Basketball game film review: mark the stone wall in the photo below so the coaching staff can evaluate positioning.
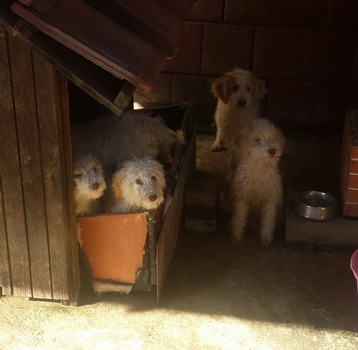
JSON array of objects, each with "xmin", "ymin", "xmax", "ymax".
[{"xmin": 135, "ymin": 0, "xmax": 358, "ymax": 132}]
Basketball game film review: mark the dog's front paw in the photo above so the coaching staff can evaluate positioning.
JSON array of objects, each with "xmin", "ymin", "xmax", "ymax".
[{"xmin": 210, "ymin": 143, "xmax": 227, "ymax": 152}]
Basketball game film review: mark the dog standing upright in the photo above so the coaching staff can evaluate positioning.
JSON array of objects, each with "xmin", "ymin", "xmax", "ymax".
[
  {"xmin": 211, "ymin": 68, "xmax": 267, "ymax": 152},
  {"xmin": 230, "ymin": 118, "xmax": 285, "ymax": 247}
]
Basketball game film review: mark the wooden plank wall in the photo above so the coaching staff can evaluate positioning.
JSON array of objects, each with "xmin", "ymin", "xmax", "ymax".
[{"xmin": 0, "ymin": 27, "xmax": 79, "ymax": 302}]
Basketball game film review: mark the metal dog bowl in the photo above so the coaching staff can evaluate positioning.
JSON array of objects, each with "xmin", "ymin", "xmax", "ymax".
[{"xmin": 291, "ymin": 191, "xmax": 338, "ymax": 221}]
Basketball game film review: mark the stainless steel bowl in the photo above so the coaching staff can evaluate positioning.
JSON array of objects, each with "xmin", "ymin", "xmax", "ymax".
[{"xmin": 291, "ymin": 191, "xmax": 338, "ymax": 221}]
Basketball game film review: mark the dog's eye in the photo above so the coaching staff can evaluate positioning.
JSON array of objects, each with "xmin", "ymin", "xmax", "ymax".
[
  {"xmin": 231, "ymin": 84, "xmax": 239, "ymax": 92},
  {"xmin": 255, "ymin": 138, "xmax": 261, "ymax": 143},
  {"xmin": 74, "ymin": 171, "xmax": 82, "ymax": 179},
  {"xmin": 92, "ymin": 167, "xmax": 97, "ymax": 173},
  {"xmin": 151, "ymin": 176, "xmax": 157, "ymax": 182},
  {"xmin": 135, "ymin": 179, "xmax": 143, "ymax": 185},
  {"xmin": 246, "ymin": 86, "xmax": 252, "ymax": 92}
]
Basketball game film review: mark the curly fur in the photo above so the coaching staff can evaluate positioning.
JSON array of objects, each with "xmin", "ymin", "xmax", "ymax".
[
  {"xmin": 72, "ymin": 110, "xmax": 184, "ymax": 173},
  {"xmin": 230, "ymin": 118, "xmax": 285, "ymax": 247},
  {"xmin": 73, "ymin": 154, "xmax": 106, "ymax": 216},
  {"xmin": 211, "ymin": 68, "xmax": 267, "ymax": 152},
  {"xmin": 104, "ymin": 158, "xmax": 166, "ymax": 214}
]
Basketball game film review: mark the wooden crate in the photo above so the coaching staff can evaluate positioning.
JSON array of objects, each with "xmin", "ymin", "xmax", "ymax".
[
  {"xmin": 341, "ymin": 110, "xmax": 358, "ymax": 217},
  {"xmin": 76, "ymin": 105, "xmax": 195, "ymax": 301}
]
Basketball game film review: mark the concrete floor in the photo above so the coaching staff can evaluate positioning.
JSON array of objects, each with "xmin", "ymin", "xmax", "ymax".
[{"xmin": 1, "ymin": 134, "xmax": 358, "ymax": 350}]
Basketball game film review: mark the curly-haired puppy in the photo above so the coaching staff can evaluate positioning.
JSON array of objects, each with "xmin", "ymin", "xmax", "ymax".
[
  {"xmin": 211, "ymin": 68, "xmax": 267, "ymax": 152},
  {"xmin": 104, "ymin": 158, "xmax": 166, "ymax": 214},
  {"xmin": 230, "ymin": 118, "xmax": 285, "ymax": 247},
  {"xmin": 72, "ymin": 111, "xmax": 185, "ymax": 173},
  {"xmin": 73, "ymin": 154, "xmax": 106, "ymax": 216}
]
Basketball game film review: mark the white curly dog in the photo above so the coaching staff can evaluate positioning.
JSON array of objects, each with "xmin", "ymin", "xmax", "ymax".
[
  {"xmin": 73, "ymin": 154, "xmax": 106, "ymax": 216},
  {"xmin": 104, "ymin": 157, "xmax": 166, "ymax": 214},
  {"xmin": 230, "ymin": 118, "xmax": 285, "ymax": 247}
]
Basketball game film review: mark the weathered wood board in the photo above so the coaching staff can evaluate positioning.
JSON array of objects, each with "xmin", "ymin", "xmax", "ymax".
[{"xmin": 0, "ymin": 28, "xmax": 79, "ymax": 302}]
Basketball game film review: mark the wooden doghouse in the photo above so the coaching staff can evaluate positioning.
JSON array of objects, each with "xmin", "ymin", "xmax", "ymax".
[{"xmin": 0, "ymin": 0, "xmax": 196, "ymax": 304}]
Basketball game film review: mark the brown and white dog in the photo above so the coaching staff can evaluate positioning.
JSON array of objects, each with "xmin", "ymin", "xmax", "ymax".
[
  {"xmin": 211, "ymin": 68, "xmax": 267, "ymax": 153},
  {"xmin": 103, "ymin": 157, "xmax": 166, "ymax": 214}
]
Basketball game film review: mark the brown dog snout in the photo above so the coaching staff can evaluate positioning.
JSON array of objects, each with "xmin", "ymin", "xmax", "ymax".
[
  {"xmin": 90, "ymin": 183, "xmax": 100, "ymax": 191},
  {"xmin": 268, "ymin": 148, "xmax": 276, "ymax": 156},
  {"xmin": 149, "ymin": 194, "xmax": 157, "ymax": 202}
]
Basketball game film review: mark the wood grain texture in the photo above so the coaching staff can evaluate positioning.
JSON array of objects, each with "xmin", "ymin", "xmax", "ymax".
[
  {"xmin": 0, "ymin": 175, "xmax": 12, "ymax": 296},
  {"xmin": 0, "ymin": 28, "xmax": 80, "ymax": 301},
  {"xmin": 33, "ymin": 52, "xmax": 73, "ymax": 301},
  {"xmin": 19, "ymin": 0, "xmax": 61, "ymax": 15},
  {"xmin": 86, "ymin": 0, "xmax": 182, "ymax": 57},
  {"xmin": 55, "ymin": 70, "xmax": 80, "ymax": 304},
  {"xmin": 0, "ymin": 2, "xmax": 131, "ymax": 116},
  {"xmin": 0, "ymin": 31, "xmax": 32, "ymax": 297},
  {"xmin": 0, "ymin": 27, "xmax": 12, "ymax": 296},
  {"xmin": 11, "ymin": 0, "xmax": 166, "ymax": 92},
  {"xmin": 8, "ymin": 34, "xmax": 53, "ymax": 299}
]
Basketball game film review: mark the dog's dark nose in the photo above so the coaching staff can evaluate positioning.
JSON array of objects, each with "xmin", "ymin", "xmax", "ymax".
[
  {"xmin": 90, "ymin": 183, "xmax": 99, "ymax": 191},
  {"xmin": 149, "ymin": 195, "xmax": 157, "ymax": 202},
  {"xmin": 268, "ymin": 148, "xmax": 276, "ymax": 156},
  {"xmin": 238, "ymin": 99, "xmax": 246, "ymax": 107}
]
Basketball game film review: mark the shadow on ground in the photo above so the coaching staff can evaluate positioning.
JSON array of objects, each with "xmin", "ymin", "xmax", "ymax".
[{"xmin": 87, "ymin": 134, "xmax": 358, "ymax": 334}]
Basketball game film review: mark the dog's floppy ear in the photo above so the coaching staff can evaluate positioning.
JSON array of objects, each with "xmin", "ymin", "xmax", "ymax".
[
  {"xmin": 252, "ymin": 77, "xmax": 267, "ymax": 101},
  {"xmin": 112, "ymin": 171, "xmax": 124, "ymax": 199},
  {"xmin": 211, "ymin": 73, "xmax": 236, "ymax": 104}
]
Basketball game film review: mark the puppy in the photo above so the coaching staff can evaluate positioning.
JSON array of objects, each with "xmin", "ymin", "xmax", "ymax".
[
  {"xmin": 230, "ymin": 118, "xmax": 285, "ymax": 247},
  {"xmin": 104, "ymin": 158, "xmax": 166, "ymax": 214},
  {"xmin": 73, "ymin": 154, "xmax": 106, "ymax": 216},
  {"xmin": 72, "ymin": 111, "xmax": 185, "ymax": 173},
  {"xmin": 211, "ymin": 68, "xmax": 267, "ymax": 152}
]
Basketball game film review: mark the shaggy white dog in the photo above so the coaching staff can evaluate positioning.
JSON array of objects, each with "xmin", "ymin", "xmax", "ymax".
[
  {"xmin": 211, "ymin": 68, "xmax": 267, "ymax": 152},
  {"xmin": 72, "ymin": 110, "xmax": 184, "ymax": 173},
  {"xmin": 73, "ymin": 154, "xmax": 106, "ymax": 216},
  {"xmin": 230, "ymin": 118, "xmax": 285, "ymax": 247},
  {"xmin": 104, "ymin": 157, "xmax": 166, "ymax": 214}
]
